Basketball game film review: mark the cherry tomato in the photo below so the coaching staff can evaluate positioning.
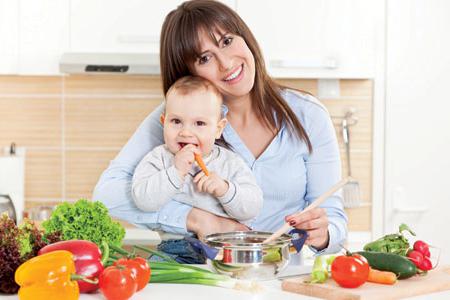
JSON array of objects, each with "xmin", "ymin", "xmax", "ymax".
[
  {"xmin": 413, "ymin": 240, "xmax": 430, "ymax": 258},
  {"xmin": 115, "ymin": 257, "xmax": 151, "ymax": 291},
  {"xmin": 419, "ymin": 257, "xmax": 433, "ymax": 271},
  {"xmin": 331, "ymin": 253, "xmax": 370, "ymax": 288},
  {"xmin": 407, "ymin": 250, "xmax": 424, "ymax": 268},
  {"xmin": 99, "ymin": 265, "xmax": 137, "ymax": 300}
]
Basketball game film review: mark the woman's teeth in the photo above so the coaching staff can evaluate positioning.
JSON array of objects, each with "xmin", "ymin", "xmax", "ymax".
[{"xmin": 224, "ymin": 65, "xmax": 243, "ymax": 81}]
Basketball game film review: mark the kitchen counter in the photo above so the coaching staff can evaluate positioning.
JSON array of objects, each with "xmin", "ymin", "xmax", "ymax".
[
  {"xmin": 2, "ymin": 264, "xmax": 450, "ymax": 300},
  {"xmin": 2, "ymin": 281, "xmax": 450, "ymax": 300}
]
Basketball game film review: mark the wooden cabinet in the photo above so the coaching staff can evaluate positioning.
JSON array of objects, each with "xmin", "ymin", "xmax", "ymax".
[{"xmin": 237, "ymin": 0, "xmax": 379, "ymax": 78}]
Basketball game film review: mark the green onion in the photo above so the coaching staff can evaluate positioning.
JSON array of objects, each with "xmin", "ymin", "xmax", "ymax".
[
  {"xmin": 106, "ymin": 244, "xmax": 261, "ymax": 291},
  {"xmin": 148, "ymin": 261, "xmax": 259, "ymax": 290}
]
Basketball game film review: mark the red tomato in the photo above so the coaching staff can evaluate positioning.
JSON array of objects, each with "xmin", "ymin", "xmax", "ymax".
[
  {"xmin": 413, "ymin": 240, "xmax": 430, "ymax": 258},
  {"xmin": 331, "ymin": 253, "xmax": 370, "ymax": 288},
  {"xmin": 99, "ymin": 265, "xmax": 138, "ymax": 300},
  {"xmin": 407, "ymin": 250, "xmax": 424, "ymax": 268},
  {"xmin": 115, "ymin": 257, "xmax": 151, "ymax": 291},
  {"xmin": 419, "ymin": 257, "xmax": 433, "ymax": 271}
]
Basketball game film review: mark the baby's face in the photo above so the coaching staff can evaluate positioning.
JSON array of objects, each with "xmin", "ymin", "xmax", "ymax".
[{"xmin": 163, "ymin": 89, "xmax": 225, "ymax": 156}]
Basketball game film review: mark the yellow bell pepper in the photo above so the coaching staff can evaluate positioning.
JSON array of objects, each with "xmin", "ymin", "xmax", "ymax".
[{"xmin": 15, "ymin": 250, "xmax": 79, "ymax": 300}]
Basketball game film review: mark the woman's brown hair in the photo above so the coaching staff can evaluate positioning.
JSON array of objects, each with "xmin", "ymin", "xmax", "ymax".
[{"xmin": 160, "ymin": 0, "xmax": 312, "ymax": 152}]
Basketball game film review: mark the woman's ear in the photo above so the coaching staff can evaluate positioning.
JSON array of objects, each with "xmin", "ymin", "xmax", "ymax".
[
  {"xmin": 160, "ymin": 114, "xmax": 165, "ymax": 125},
  {"xmin": 215, "ymin": 118, "xmax": 228, "ymax": 139}
]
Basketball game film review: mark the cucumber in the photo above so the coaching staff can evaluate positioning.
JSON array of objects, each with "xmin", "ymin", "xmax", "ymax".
[{"xmin": 357, "ymin": 251, "xmax": 417, "ymax": 279}]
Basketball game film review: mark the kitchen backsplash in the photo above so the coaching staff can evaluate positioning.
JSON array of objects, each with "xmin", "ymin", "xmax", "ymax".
[{"xmin": 0, "ymin": 75, "xmax": 372, "ymax": 231}]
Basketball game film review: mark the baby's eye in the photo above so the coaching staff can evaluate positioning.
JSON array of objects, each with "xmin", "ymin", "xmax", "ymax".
[
  {"xmin": 196, "ymin": 121, "xmax": 206, "ymax": 126},
  {"xmin": 223, "ymin": 36, "xmax": 233, "ymax": 47},
  {"xmin": 198, "ymin": 55, "xmax": 210, "ymax": 65},
  {"xmin": 171, "ymin": 118, "xmax": 181, "ymax": 124}
]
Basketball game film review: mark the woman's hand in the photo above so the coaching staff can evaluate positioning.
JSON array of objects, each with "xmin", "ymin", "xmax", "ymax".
[
  {"xmin": 285, "ymin": 207, "xmax": 330, "ymax": 250},
  {"xmin": 186, "ymin": 208, "xmax": 249, "ymax": 241}
]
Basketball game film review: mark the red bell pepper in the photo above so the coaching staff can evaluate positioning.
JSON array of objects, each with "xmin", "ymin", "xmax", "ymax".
[{"xmin": 38, "ymin": 240, "xmax": 108, "ymax": 293}]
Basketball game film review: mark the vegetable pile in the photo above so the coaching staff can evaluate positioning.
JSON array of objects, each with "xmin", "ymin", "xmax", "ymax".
[
  {"xmin": 0, "ymin": 213, "xmax": 61, "ymax": 294},
  {"xmin": 307, "ymin": 223, "xmax": 438, "ymax": 289},
  {"xmin": 42, "ymin": 199, "xmax": 125, "ymax": 248}
]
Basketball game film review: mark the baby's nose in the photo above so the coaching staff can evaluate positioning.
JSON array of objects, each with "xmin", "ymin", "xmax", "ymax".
[{"xmin": 179, "ymin": 128, "xmax": 193, "ymax": 136}]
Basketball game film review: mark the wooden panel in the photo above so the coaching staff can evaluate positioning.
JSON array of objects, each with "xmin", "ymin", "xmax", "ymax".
[
  {"xmin": 25, "ymin": 150, "xmax": 62, "ymax": 199},
  {"xmin": 340, "ymin": 79, "xmax": 373, "ymax": 98},
  {"xmin": 0, "ymin": 76, "xmax": 61, "ymax": 95},
  {"xmin": 0, "ymin": 97, "xmax": 62, "ymax": 147},
  {"xmin": 274, "ymin": 79, "xmax": 318, "ymax": 96},
  {"xmin": 64, "ymin": 75, "xmax": 163, "ymax": 95},
  {"xmin": 324, "ymin": 98, "xmax": 373, "ymax": 151},
  {"xmin": 65, "ymin": 150, "xmax": 118, "ymax": 199},
  {"xmin": 65, "ymin": 97, "xmax": 162, "ymax": 147},
  {"xmin": 346, "ymin": 206, "xmax": 371, "ymax": 231}
]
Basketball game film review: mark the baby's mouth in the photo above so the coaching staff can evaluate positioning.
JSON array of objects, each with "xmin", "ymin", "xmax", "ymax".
[{"xmin": 179, "ymin": 142, "xmax": 198, "ymax": 148}]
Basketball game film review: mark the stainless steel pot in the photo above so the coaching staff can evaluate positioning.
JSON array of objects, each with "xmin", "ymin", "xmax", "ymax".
[{"xmin": 204, "ymin": 231, "xmax": 304, "ymax": 280}]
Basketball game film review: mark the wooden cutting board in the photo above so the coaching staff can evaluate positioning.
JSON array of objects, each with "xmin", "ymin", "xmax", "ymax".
[{"xmin": 282, "ymin": 266, "xmax": 450, "ymax": 300}]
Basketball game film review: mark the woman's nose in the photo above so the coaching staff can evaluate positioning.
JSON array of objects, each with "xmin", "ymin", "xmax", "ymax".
[{"xmin": 217, "ymin": 52, "xmax": 232, "ymax": 71}]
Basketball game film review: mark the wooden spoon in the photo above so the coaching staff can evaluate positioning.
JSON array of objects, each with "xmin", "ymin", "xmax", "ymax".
[{"xmin": 262, "ymin": 177, "xmax": 349, "ymax": 244}]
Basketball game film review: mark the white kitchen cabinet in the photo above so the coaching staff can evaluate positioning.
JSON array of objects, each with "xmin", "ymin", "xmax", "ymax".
[
  {"xmin": 17, "ymin": 0, "xmax": 70, "ymax": 74},
  {"xmin": 0, "ymin": 0, "xmax": 19, "ymax": 74},
  {"xmin": 70, "ymin": 0, "xmax": 237, "ymax": 54},
  {"xmin": 236, "ymin": 0, "xmax": 378, "ymax": 78}
]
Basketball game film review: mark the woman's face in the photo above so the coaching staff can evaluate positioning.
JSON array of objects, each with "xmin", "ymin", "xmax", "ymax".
[{"xmin": 192, "ymin": 29, "xmax": 256, "ymax": 101}]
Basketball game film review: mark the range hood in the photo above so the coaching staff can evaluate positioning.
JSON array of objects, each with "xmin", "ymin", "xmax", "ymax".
[{"xmin": 59, "ymin": 53, "xmax": 160, "ymax": 75}]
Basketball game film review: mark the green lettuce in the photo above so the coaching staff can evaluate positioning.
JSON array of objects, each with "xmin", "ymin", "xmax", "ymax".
[{"xmin": 42, "ymin": 199, "xmax": 125, "ymax": 247}]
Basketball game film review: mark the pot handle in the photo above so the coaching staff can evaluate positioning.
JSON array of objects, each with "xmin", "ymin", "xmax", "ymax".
[
  {"xmin": 289, "ymin": 229, "xmax": 308, "ymax": 252},
  {"xmin": 184, "ymin": 236, "xmax": 219, "ymax": 260}
]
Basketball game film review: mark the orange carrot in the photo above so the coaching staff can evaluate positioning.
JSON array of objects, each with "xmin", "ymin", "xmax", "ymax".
[
  {"xmin": 367, "ymin": 268, "xmax": 397, "ymax": 285},
  {"xmin": 194, "ymin": 153, "xmax": 209, "ymax": 176}
]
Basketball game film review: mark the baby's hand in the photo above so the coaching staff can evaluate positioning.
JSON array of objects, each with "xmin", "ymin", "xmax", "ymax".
[
  {"xmin": 193, "ymin": 172, "xmax": 229, "ymax": 198},
  {"xmin": 174, "ymin": 144, "xmax": 198, "ymax": 177}
]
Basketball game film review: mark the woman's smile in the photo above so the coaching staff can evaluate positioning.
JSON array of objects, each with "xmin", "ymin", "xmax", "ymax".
[{"xmin": 223, "ymin": 64, "xmax": 244, "ymax": 84}]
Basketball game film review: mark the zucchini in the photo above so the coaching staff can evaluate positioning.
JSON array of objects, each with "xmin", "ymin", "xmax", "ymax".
[{"xmin": 357, "ymin": 251, "xmax": 417, "ymax": 279}]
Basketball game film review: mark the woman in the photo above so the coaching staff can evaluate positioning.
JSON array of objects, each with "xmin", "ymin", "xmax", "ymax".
[{"xmin": 93, "ymin": 0, "xmax": 347, "ymax": 256}]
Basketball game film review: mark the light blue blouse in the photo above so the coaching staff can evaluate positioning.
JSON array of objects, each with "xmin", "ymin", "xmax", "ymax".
[{"xmin": 93, "ymin": 89, "xmax": 347, "ymax": 254}]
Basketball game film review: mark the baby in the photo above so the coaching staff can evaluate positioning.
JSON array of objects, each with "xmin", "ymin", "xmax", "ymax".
[{"xmin": 131, "ymin": 76, "xmax": 263, "ymax": 225}]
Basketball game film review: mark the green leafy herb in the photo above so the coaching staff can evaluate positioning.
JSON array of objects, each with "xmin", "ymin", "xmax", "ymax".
[
  {"xmin": 363, "ymin": 223, "xmax": 415, "ymax": 256},
  {"xmin": 42, "ymin": 199, "xmax": 125, "ymax": 248}
]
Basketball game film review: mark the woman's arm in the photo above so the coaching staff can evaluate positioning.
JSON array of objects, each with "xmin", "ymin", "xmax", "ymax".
[
  {"xmin": 93, "ymin": 103, "xmax": 193, "ymax": 235},
  {"xmin": 286, "ymin": 93, "xmax": 348, "ymax": 253},
  {"xmin": 187, "ymin": 208, "xmax": 249, "ymax": 241}
]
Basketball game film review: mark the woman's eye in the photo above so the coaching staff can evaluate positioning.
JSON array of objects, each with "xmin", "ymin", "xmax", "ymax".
[
  {"xmin": 198, "ymin": 55, "xmax": 210, "ymax": 65},
  {"xmin": 223, "ymin": 36, "xmax": 233, "ymax": 46},
  {"xmin": 196, "ymin": 121, "xmax": 206, "ymax": 126}
]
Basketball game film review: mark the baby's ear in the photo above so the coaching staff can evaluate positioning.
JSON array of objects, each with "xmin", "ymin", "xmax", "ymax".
[
  {"xmin": 160, "ymin": 114, "xmax": 165, "ymax": 125},
  {"xmin": 215, "ymin": 118, "xmax": 228, "ymax": 139}
]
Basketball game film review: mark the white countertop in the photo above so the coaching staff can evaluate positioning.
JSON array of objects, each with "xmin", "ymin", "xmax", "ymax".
[
  {"xmin": 2, "ymin": 280, "xmax": 449, "ymax": 300},
  {"xmin": 2, "ymin": 264, "xmax": 449, "ymax": 300}
]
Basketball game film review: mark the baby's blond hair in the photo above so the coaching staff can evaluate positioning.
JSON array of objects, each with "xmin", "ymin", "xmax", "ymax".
[{"xmin": 166, "ymin": 76, "xmax": 222, "ymax": 102}]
